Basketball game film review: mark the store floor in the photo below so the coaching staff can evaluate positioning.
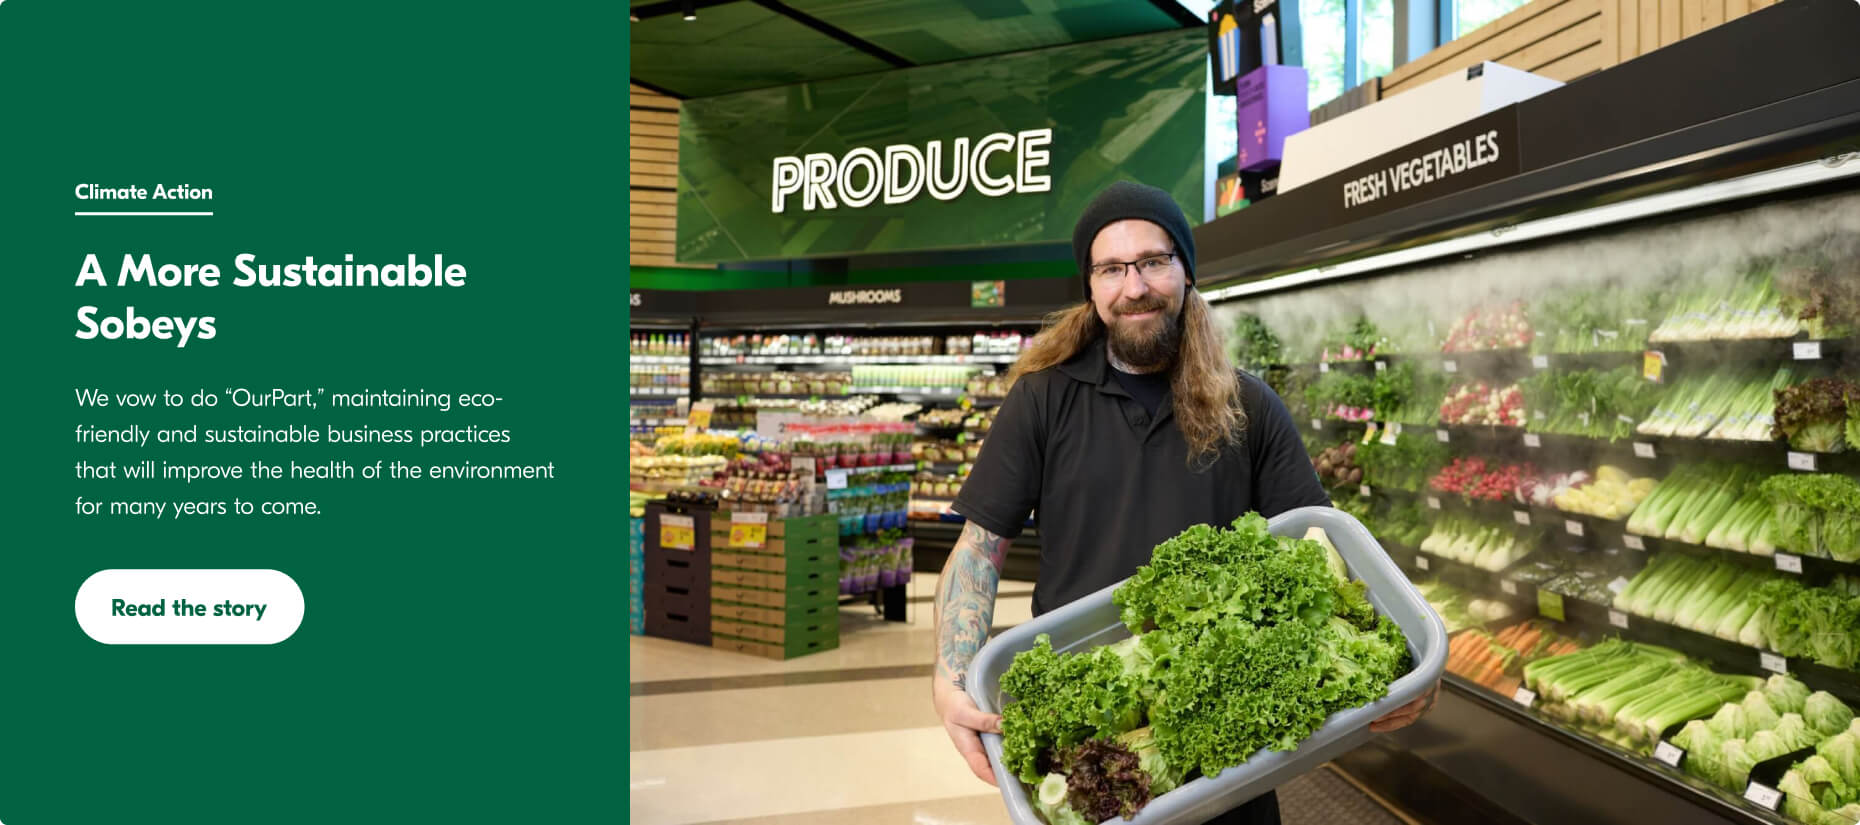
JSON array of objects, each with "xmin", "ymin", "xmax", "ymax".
[{"xmin": 630, "ymin": 573, "xmax": 1418, "ymax": 825}]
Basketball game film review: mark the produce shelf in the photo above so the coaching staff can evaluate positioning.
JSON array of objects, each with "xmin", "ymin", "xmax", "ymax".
[
  {"xmin": 1439, "ymin": 673, "xmax": 1794, "ymax": 825},
  {"xmin": 1367, "ymin": 484, "xmax": 1860, "ymax": 582}
]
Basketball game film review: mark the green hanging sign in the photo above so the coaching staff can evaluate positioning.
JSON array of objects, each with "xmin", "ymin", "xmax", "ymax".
[{"xmin": 676, "ymin": 29, "xmax": 1208, "ymax": 263}]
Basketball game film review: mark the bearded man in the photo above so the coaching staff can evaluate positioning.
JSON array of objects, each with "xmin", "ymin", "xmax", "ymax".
[{"xmin": 930, "ymin": 181, "xmax": 1437, "ymax": 824}]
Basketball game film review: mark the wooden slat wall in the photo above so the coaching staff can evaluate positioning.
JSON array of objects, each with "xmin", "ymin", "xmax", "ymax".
[
  {"xmin": 1383, "ymin": 0, "xmax": 1775, "ymax": 99},
  {"xmin": 631, "ymin": 84, "xmax": 702, "ymax": 268}
]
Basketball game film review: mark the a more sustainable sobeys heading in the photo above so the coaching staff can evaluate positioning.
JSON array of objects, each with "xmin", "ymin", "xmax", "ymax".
[{"xmin": 72, "ymin": 252, "xmax": 468, "ymax": 348}]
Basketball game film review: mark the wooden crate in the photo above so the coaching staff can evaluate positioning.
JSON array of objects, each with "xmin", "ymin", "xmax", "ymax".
[
  {"xmin": 711, "ymin": 625, "xmax": 840, "ymax": 660},
  {"xmin": 709, "ymin": 600, "xmax": 836, "ymax": 627},
  {"xmin": 711, "ymin": 618, "xmax": 836, "ymax": 645},
  {"xmin": 708, "ymin": 512, "xmax": 837, "ymax": 556},
  {"xmin": 710, "ymin": 584, "xmax": 836, "ymax": 610},
  {"xmin": 712, "ymin": 566, "xmax": 835, "ymax": 592},
  {"xmin": 710, "ymin": 548, "xmax": 836, "ymax": 575}
]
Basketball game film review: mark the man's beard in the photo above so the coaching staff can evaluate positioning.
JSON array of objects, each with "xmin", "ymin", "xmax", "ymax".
[{"xmin": 1105, "ymin": 295, "xmax": 1182, "ymax": 371}]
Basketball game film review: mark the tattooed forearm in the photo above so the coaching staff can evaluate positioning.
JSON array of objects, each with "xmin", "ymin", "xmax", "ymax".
[{"xmin": 934, "ymin": 521, "xmax": 1011, "ymax": 692}]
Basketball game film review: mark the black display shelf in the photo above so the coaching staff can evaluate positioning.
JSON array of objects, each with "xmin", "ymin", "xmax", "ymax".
[{"xmin": 1437, "ymin": 674, "xmax": 1795, "ymax": 825}]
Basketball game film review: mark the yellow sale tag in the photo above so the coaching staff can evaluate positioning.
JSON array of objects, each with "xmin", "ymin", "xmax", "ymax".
[
  {"xmin": 685, "ymin": 401, "xmax": 715, "ymax": 434},
  {"xmin": 660, "ymin": 514, "xmax": 696, "ymax": 550},
  {"xmin": 729, "ymin": 511, "xmax": 769, "ymax": 549},
  {"xmin": 1642, "ymin": 351, "xmax": 1665, "ymax": 383},
  {"xmin": 1361, "ymin": 423, "xmax": 1379, "ymax": 445}
]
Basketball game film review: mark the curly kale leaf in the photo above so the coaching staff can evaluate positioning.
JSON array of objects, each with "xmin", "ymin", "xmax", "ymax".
[
  {"xmin": 1148, "ymin": 614, "xmax": 1407, "ymax": 778},
  {"xmin": 1113, "ymin": 515, "xmax": 1336, "ymax": 636},
  {"xmin": 1000, "ymin": 635, "xmax": 1152, "ymax": 785}
]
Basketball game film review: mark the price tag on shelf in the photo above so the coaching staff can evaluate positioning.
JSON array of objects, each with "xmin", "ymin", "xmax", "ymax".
[
  {"xmin": 1532, "ymin": 354, "xmax": 1550, "ymax": 369},
  {"xmin": 1375, "ymin": 360, "xmax": 1388, "ymax": 373},
  {"xmin": 1512, "ymin": 686, "xmax": 1537, "ymax": 708},
  {"xmin": 1416, "ymin": 555, "xmax": 1431, "ymax": 571},
  {"xmin": 1319, "ymin": 361, "xmax": 1331, "ymax": 373},
  {"xmin": 1312, "ymin": 418, "xmax": 1324, "ymax": 431},
  {"xmin": 729, "ymin": 511, "xmax": 769, "ymax": 550},
  {"xmin": 1566, "ymin": 519, "xmax": 1585, "ymax": 537},
  {"xmin": 660, "ymin": 514, "xmax": 696, "ymax": 551},
  {"xmin": 1537, "ymin": 589, "xmax": 1565, "ymax": 621},
  {"xmin": 1501, "ymin": 579, "xmax": 1519, "ymax": 595},
  {"xmin": 1642, "ymin": 350, "xmax": 1666, "ymax": 383},
  {"xmin": 684, "ymin": 401, "xmax": 716, "ymax": 434},
  {"xmin": 1427, "ymin": 496, "xmax": 1443, "ymax": 511},
  {"xmin": 1608, "ymin": 576, "xmax": 1632, "ymax": 595},
  {"xmin": 1436, "ymin": 429, "xmax": 1451, "ymax": 444},
  {"xmin": 1793, "ymin": 340, "xmax": 1823, "ymax": 361},
  {"xmin": 1524, "ymin": 433, "xmax": 1543, "ymax": 448},
  {"xmin": 1443, "ymin": 359, "xmax": 1459, "ymax": 373},
  {"xmin": 825, "ymin": 469, "xmax": 849, "ymax": 490},
  {"xmin": 1513, "ymin": 510, "xmax": 1532, "ymax": 526},
  {"xmin": 1788, "ymin": 451, "xmax": 1818, "ymax": 472},
  {"xmin": 1624, "ymin": 535, "xmax": 1646, "ymax": 551},
  {"xmin": 1744, "ymin": 781, "xmax": 1783, "ymax": 811},
  {"xmin": 1760, "ymin": 651, "xmax": 1788, "ymax": 675},
  {"xmin": 1653, "ymin": 740, "xmax": 1686, "ymax": 769},
  {"xmin": 1359, "ymin": 485, "xmax": 1373, "ymax": 498},
  {"xmin": 1775, "ymin": 553, "xmax": 1804, "ymax": 574},
  {"xmin": 1361, "ymin": 423, "xmax": 1380, "ymax": 445},
  {"xmin": 1609, "ymin": 609, "xmax": 1630, "ymax": 629},
  {"xmin": 1380, "ymin": 422, "xmax": 1402, "ymax": 445},
  {"xmin": 1633, "ymin": 441, "xmax": 1657, "ymax": 459}
]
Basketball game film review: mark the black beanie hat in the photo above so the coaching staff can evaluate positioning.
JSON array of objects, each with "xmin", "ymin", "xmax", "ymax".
[{"xmin": 1072, "ymin": 181, "xmax": 1196, "ymax": 292}]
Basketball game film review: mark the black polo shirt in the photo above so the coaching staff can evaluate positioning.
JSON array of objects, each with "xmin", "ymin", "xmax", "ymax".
[{"xmin": 952, "ymin": 338, "xmax": 1331, "ymax": 617}]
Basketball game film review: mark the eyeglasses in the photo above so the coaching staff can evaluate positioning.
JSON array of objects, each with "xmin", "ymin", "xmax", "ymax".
[{"xmin": 1088, "ymin": 252, "xmax": 1178, "ymax": 284}]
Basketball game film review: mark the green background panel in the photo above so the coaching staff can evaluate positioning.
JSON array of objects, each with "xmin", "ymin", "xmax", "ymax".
[
  {"xmin": 677, "ymin": 28, "xmax": 1207, "ymax": 263},
  {"xmin": 0, "ymin": 2, "xmax": 624, "ymax": 823}
]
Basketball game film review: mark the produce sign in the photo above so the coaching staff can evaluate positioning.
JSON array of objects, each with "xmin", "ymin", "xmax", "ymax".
[
  {"xmin": 996, "ymin": 516, "xmax": 1410, "ymax": 825},
  {"xmin": 660, "ymin": 514, "xmax": 696, "ymax": 551}
]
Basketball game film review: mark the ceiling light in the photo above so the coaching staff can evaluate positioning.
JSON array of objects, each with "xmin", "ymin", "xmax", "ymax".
[{"xmin": 682, "ymin": 0, "xmax": 696, "ymax": 20}]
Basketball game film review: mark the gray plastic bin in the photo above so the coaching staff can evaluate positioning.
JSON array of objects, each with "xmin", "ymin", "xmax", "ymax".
[{"xmin": 965, "ymin": 506, "xmax": 1447, "ymax": 825}]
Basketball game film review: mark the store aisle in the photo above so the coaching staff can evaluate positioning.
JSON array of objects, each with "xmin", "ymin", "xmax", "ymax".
[{"xmin": 629, "ymin": 572, "xmax": 1416, "ymax": 825}]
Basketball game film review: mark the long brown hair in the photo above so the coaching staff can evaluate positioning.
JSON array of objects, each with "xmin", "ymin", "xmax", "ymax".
[{"xmin": 1011, "ymin": 290, "xmax": 1245, "ymax": 467}]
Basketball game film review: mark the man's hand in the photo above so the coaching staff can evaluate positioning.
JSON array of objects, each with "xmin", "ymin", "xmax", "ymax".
[
  {"xmin": 1369, "ymin": 679, "xmax": 1440, "ymax": 732},
  {"xmin": 934, "ymin": 681, "xmax": 1003, "ymax": 785}
]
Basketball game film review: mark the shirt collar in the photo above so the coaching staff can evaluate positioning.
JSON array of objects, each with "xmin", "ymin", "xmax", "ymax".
[{"xmin": 1056, "ymin": 337, "xmax": 1116, "ymax": 391}]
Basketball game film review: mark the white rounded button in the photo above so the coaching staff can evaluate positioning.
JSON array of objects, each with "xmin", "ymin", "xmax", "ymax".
[{"xmin": 75, "ymin": 569, "xmax": 305, "ymax": 644}]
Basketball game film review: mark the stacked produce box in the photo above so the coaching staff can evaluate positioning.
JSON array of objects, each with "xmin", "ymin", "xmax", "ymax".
[
  {"xmin": 630, "ymin": 517, "xmax": 645, "ymax": 636},
  {"xmin": 708, "ymin": 512, "xmax": 841, "ymax": 660},
  {"xmin": 641, "ymin": 501, "xmax": 713, "ymax": 646}
]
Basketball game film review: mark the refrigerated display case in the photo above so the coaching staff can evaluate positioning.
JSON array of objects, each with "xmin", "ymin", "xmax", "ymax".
[{"xmin": 1190, "ymin": 1, "xmax": 1860, "ymax": 821}]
